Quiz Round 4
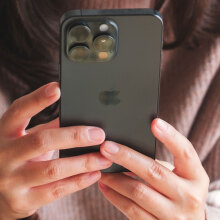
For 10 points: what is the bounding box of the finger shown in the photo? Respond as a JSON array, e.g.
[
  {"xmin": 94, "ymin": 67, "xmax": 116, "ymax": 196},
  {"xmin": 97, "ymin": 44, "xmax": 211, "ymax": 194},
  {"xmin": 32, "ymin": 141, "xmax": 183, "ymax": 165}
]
[
  {"xmin": 156, "ymin": 160, "xmax": 174, "ymax": 171},
  {"xmin": 98, "ymin": 181, "xmax": 156, "ymax": 220},
  {"xmin": 100, "ymin": 141, "xmax": 183, "ymax": 199},
  {"xmin": 26, "ymin": 118, "xmax": 59, "ymax": 134},
  {"xmin": 0, "ymin": 82, "xmax": 60, "ymax": 138},
  {"xmin": 100, "ymin": 173, "xmax": 173, "ymax": 219},
  {"xmin": 25, "ymin": 118, "xmax": 59, "ymax": 162},
  {"xmin": 16, "ymin": 153, "xmax": 112, "ymax": 187},
  {"xmin": 28, "ymin": 171, "xmax": 101, "ymax": 209},
  {"xmin": 9, "ymin": 126, "xmax": 105, "ymax": 163},
  {"xmin": 28, "ymin": 150, "xmax": 55, "ymax": 162},
  {"xmin": 123, "ymin": 172, "xmax": 137, "ymax": 177},
  {"xmin": 151, "ymin": 118, "xmax": 203, "ymax": 179},
  {"xmin": 123, "ymin": 172, "xmax": 141, "ymax": 181}
]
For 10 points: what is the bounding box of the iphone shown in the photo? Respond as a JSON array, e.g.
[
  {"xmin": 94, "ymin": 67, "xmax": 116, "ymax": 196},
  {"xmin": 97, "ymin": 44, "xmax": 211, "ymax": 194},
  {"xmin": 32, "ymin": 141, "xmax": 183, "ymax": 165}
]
[{"xmin": 59, "ymin": 9, "xmax": 163, "ymax": 172}]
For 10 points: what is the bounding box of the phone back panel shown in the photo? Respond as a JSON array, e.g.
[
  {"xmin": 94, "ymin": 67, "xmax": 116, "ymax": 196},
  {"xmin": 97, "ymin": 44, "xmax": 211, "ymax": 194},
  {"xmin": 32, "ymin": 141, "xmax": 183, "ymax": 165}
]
[{"xmin": 60, "ymin": 9, "xmax": 163, "ymax": 172}]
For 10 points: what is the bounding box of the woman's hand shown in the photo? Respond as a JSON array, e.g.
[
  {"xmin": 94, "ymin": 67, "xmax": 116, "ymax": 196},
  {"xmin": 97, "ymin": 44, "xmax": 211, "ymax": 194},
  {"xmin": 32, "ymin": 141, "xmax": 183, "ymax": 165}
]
[
  {"xmin": 98, "ymin": 119, "xmax": 209, "ymax": 220},
  {"xmin": 0, "ymin": 82, "xmax": 112, "ymax": 220}
]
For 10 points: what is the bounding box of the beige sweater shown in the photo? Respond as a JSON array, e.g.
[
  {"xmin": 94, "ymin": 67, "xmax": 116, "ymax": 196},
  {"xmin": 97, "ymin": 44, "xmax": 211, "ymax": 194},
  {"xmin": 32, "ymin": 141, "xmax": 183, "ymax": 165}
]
[{"xmin": 0, "ymin": 22, "xmax": 220, "ymax": 220}]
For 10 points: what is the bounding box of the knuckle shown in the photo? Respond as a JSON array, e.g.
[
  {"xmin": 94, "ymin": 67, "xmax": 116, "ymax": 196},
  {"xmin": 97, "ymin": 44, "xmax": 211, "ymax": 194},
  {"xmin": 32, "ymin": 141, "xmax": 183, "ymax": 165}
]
[
  {"xmin": 8, "ymin": 197, "xmax": 27, "ymax": 213},
  {"xmin": 175, "ymin": 183, "xmax": 185, "ymax": 201},
  {"xmin": 186, "ymin": 192, "xmax": 203, "ymax": 210},
  {"xmin": 148, "ymin": 161, "xmax": 164, "ymax": 180},
  {"xmin": 71, "ymin": 128, "xmax": 82, "ymax": 143},
  {"xmin": 11, "ymin": 98, "xmax": 21, "ymax": 110},
  {"xmin": 122, "ymin": 150, "xmax": 133, "ymax": 164},
  {"xmin": 73, "ymin": 176, "xmax": 84, "ymax": 189},
  {"xmin": 31, "ymin": 93, "xmax": 42, "ymax": 106},
  {"xmin": 182, "ymin": 142, "xmax": 194, "ymax": 160},
  {"xmin": 44, "ymin": 162, "xmax": 61, "ymax": 180},
  {"xmin": 51, "ymin": 182, "xmax": 66, "ymax": 200},
  {"xmin": 9, "ymin": 99, "xmax": 22, "ymax": 118},
  {"xmin": 131, "ymin": 182, "xmax": 146, "ymax": 200},
  {"xmin": 126, "ymin": 203, "xmax": 140, "ymax": 219},
  {"xmin": 30, "ymin": 131, "xmax": 50, "ymax": 151},
  {"xmin": 83, "ymin": 155, "xmax": 94, "ymax": 171}
]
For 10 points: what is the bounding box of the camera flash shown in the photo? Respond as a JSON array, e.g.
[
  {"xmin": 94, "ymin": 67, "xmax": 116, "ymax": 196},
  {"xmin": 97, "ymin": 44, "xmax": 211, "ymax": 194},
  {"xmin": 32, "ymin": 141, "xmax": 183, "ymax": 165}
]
[
  {"xmin": 98, "ymin": 52, "xmax": 108, "ymax": 60},
  {"xmin": 100, "ymin": 24, "xmax": 109, "ymax": 32}
]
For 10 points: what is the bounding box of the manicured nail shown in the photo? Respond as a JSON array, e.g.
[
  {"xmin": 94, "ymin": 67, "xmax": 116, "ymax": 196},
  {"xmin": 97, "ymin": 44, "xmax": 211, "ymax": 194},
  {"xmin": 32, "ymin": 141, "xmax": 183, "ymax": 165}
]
[
  {"xmin": 103, "ymin": 142, "xmax": 119, "ymax": 155},
  {"xmin": 156, "ymin": 118, "xmax": 168, "ymax": 132},
  {"xmin": 99, "ymin": 181, "xmax": 108, "ymax": 190},
  {"xmin": 45, "ymin": 83, "xmax": 60, "ymax": 97},
  {"xmin": 98, "ymin": 157, "xmax": 112, "ymax": 166},
  {"xmin": 88, "ymin": 128, "xmax": 105, "ymax": 142}
]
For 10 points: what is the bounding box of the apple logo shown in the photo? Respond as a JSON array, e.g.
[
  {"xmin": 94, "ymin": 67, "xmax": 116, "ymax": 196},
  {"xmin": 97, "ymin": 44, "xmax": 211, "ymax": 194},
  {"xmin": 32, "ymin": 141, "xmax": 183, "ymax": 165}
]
[{"xmin": 99, "ymin": 90, "xmax": 121, "ymax": 106}]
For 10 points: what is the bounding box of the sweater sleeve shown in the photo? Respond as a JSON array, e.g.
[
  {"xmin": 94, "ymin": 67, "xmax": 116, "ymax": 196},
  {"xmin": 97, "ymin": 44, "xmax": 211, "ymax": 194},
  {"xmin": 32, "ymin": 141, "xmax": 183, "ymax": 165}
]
[
  {"xmin": 203, "ymin": 138, "xmax": 220, "ymax": 220},
  {"xmin": 205, "ymin": 179, "xmax": 220, "ymax": 219},
  {"xmin": 206, "ymin": 205, "xmax": 220, "ymax": 219},
  {"xmin": 188, "ymin": 67, "xmax": 220, "ymax": 219},
  {"xmin": 204, "ymin": 139, "xmax": 220, "ymax": 220}
]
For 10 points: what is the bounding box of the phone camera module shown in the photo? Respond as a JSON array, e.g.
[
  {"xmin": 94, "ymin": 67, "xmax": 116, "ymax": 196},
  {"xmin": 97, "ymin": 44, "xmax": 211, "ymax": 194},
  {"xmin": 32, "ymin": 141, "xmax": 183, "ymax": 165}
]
[
  {"xmin": 99, "ymin": 24, "xmax": 109, "ymax": 32},
  {"xmin": 66, "ymin": 20, "xmax": 118, "ymax": 62},
  {"xmin": 69, "ymin": 45, "xmax": 90, "ymax": 61},
  {"xmin": 93, "ymin": 35, "xmax": 115, "ymax": 52},
  {"xmin": 69, "ymin": 25, "xmax": 91, "ymax": 42}
]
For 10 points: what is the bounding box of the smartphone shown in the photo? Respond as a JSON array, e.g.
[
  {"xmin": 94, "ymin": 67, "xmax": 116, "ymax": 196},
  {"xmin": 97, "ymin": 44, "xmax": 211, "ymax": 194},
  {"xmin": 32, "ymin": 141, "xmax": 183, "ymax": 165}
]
[{"xmin": 59, "ymin": 9, "xmax": 163, "ymax": 172}]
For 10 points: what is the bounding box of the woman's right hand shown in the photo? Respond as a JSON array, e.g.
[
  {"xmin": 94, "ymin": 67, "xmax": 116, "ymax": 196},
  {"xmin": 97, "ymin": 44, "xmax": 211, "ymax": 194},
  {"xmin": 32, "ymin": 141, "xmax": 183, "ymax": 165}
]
[{"xmin": 0, "ymin": 82, "xmax": 112, "ymax": 220}]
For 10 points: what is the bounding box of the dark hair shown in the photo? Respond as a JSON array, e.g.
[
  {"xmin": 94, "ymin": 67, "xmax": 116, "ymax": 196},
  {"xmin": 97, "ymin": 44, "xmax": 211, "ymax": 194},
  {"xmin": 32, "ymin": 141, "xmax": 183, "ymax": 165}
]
[{"xmin": 0, "ymin": 0, "xmax": 219, "ymax": 126}]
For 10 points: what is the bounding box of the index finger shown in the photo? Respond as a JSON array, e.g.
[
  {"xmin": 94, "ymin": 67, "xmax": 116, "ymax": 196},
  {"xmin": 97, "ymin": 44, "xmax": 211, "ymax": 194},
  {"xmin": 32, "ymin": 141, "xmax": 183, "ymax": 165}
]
[
  {"xmin": 8, "ymin": 126, "xmax": 105, "ymax": 163},
  {"xmin": 151, "ymin": 118, "xmax": 203, "ymax": 179},
  {"xmin": 0, "ymin": 82, "xmax": 60, "ymax": 138},
  {"xmin": 100, "ymin": 141, "xmax": 183, "ymax": 199},
  {"xmin": 101, "ymin": 119, "xmax": 203, "ymax": 180}
]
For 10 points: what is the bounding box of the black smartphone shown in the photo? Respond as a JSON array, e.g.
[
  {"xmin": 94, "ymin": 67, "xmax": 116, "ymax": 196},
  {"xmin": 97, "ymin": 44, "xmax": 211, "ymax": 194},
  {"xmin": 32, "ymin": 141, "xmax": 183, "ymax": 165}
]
[{"xmin": 59, "ymin": 9, "xmax": 163, "ymax": 172}]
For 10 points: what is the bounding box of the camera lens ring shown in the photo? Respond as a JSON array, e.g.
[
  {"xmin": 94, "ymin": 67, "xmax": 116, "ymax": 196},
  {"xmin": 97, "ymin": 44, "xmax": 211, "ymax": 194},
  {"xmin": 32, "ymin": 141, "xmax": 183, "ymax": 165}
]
[
  {"xmin": 68, "ymin": 44, "xmax": 90, "ymax": 61},
  {"xmin": 69, "ymin": 25, "xmax": 91, "ymax": 43},
  {"xmin": 93, "ymin": 35, "xmax": 115, "ymax": 52}
]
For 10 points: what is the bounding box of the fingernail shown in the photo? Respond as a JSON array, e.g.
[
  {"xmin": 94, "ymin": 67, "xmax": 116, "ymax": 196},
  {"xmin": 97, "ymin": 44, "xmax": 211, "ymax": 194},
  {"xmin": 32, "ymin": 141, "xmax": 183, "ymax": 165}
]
[
  {"xmin": 99, "ymin": 181, "xmax": 108, "ymax": 190},
  {"xmin": 45, "ymin": 83, "xmax": 60, "ymax": 97},
  {"xmin": 156, "ymin": 119, "xmax": 168, "ymax": 132},
  {"xmin": 98, "ymin": 157, "xmax": 112, "ymax": 166},
  {"xmin": 88, "ymin": 128, "xmax": 105, "ymax": 142},
  {"xmin": 103, "ymin": 142, "xmax": 119, "ymax": 155}
]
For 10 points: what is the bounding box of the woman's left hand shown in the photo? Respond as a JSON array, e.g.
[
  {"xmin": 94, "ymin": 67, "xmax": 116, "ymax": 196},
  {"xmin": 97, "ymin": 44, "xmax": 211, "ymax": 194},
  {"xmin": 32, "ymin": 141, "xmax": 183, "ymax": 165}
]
[{"xmin": 98, "ymin": 118, "xmax": 209, "ymax": 220}]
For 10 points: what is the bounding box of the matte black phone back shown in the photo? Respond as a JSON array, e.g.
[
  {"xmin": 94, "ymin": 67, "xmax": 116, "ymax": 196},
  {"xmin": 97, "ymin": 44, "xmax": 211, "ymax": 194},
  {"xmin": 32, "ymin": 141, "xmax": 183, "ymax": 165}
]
[{"xmin": 59, "ymin": 9, "xmax": 163, "ymax": 172}]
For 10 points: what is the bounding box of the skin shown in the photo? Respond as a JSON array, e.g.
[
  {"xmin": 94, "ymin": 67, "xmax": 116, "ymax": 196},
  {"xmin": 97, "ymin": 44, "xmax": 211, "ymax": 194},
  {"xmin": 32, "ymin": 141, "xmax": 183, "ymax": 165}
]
[
  {"xmin": 0, "ymin": 82, "xmax": 113, "ymax": 219},
  {"xmin": 98, "ymin": 119, "xmax": 210, "ymax": 220},
  {"xmin": 0, "ymin": 82, "xmax": 210, "ymax": 219},
  {"xmin": 0, "ymin": 82, "xmax": 210, "ymax": 220}
]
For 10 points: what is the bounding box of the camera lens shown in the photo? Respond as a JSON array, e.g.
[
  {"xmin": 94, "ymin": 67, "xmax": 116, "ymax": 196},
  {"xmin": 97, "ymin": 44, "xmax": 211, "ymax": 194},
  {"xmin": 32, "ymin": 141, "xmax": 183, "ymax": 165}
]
[
  {"xmin": 69, "ymin": 25, "xmax": 91, "ymax": 42},
  {"xmin": 93, "ymin": 35, "xmax": 115, "ymax": 52},
  {"xmin": 69, "ymin": 45, "xmax": 90, "ymax": 61}
]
